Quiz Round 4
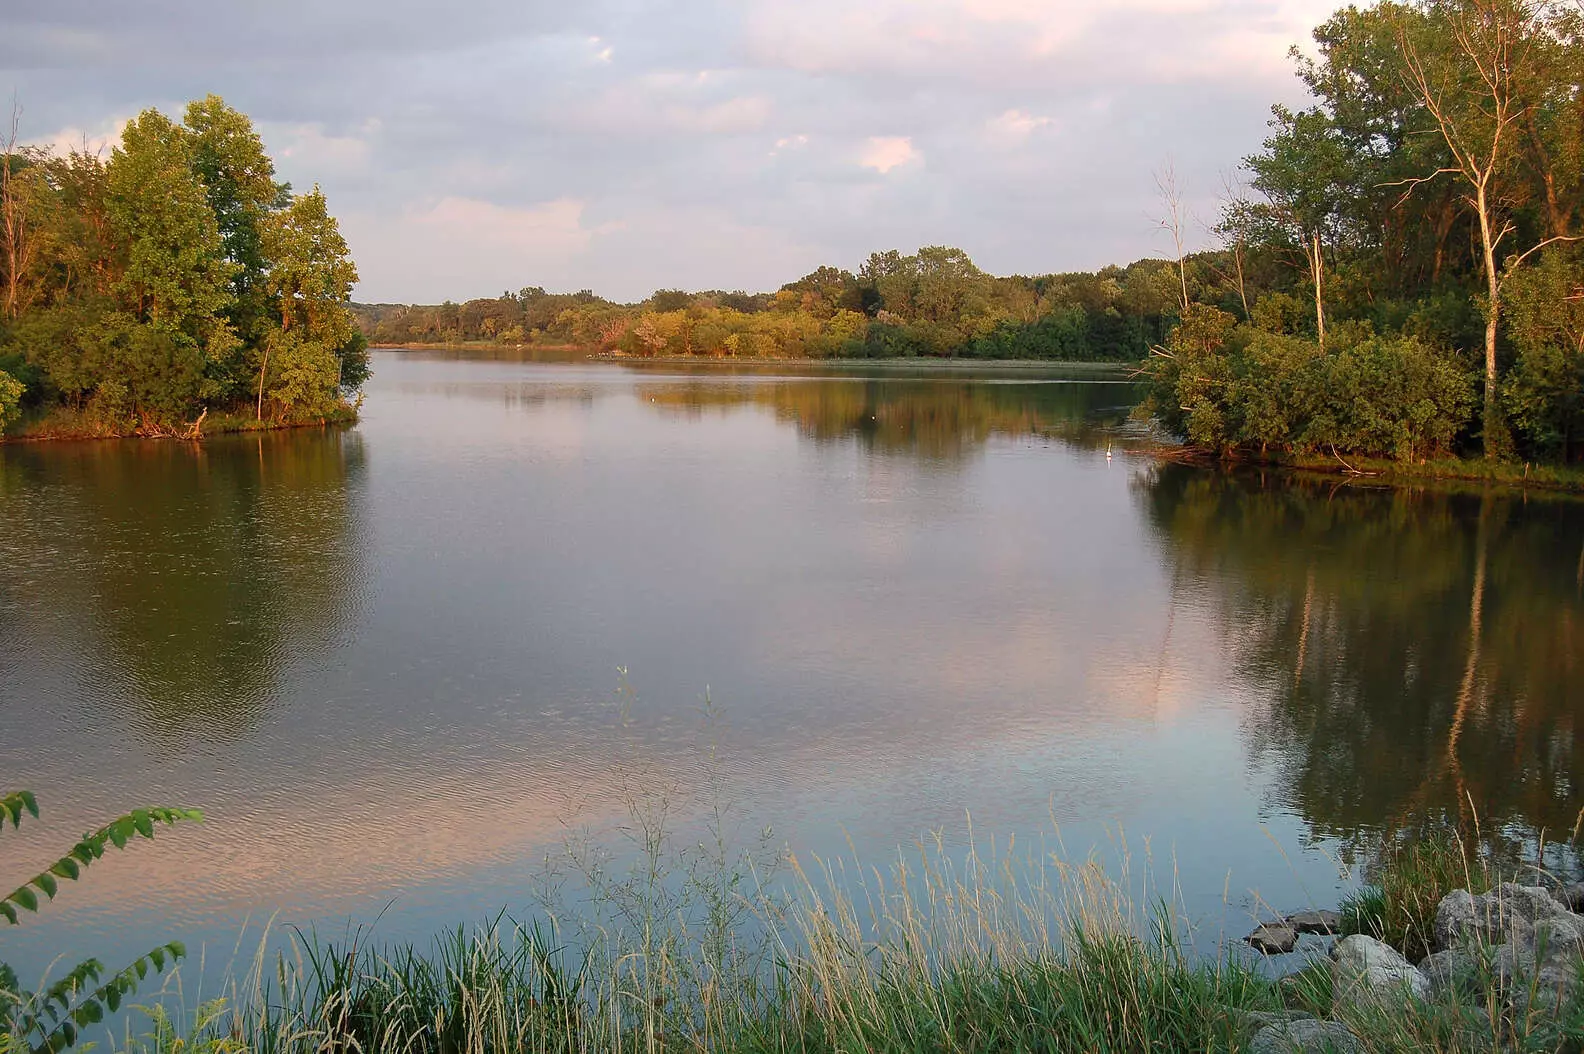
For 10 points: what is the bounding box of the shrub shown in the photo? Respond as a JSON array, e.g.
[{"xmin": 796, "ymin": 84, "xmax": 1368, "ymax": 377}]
[{"xmin": 0, "ymin": 370, "xmax": 22, "ymax": 433}]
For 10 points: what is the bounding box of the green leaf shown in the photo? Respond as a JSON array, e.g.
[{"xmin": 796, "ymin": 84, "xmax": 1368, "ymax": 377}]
[
  {"xmin": 49, "ymin": 859, "xmax": 80, "ymax": 881},
  {"xmin": 33, "ymin": 873, "xmax": 57, "ymax": 900},
  {"xmin": 12, "ymin": 887, "xmax": 38, "ymax": 913}
]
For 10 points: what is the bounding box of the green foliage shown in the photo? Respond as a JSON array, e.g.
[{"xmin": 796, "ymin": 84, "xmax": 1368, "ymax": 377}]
[
  {"xmin": 355, "ymin": 252, "xmax": 1186, "ymax": 363},
  {"xmin": 1139, "ymin": 0, "xmax": 1584, "ymax": 466},
  {"xmin": 1340, "ymin": 831, "xmax": 1490, "ymax": 962},
  {"xmin": 0, "ymin": 369, "xmax": 22, "ymax": 432},
  {"xmin": 1504, "ymin": 249, "xmax": 1584, "ymax": 460},
  {"xmin": 1, "ymin": 790, "xmax": 201, "ymax": 1052},
  {"xmin": 0, "ymin": 97, "xmax": 366, "ymax": 436}
]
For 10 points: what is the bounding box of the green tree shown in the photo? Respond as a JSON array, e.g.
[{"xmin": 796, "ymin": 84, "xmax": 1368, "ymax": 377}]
[
  {"xmin": 257, "ymin": 186, "xmax": 360, "ymax": 419},
  {"xmin": 184, "ymin": 95, "xmax": 286, "ymax": 378},
  {"xmin": 105, "ymin": 109, "xmax": 238, "ymax": 416}
]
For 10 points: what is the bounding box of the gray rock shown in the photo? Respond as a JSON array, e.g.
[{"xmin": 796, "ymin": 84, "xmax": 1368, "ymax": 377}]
[
  {"xmin": 1332, "ymin": 934, "xmax": 1429, "ymax": 1012},
  {"xmin": 1248, "ymin": 922, "xmax": 1300, "ymax": 954},
  {"xmin": 1248, "ymin": 1019, "xmax": 1364, "ymax": 1054},
  {"xmin": 1419, "ymin": 947, "xmax": 1480, "ymax": 999},
  {"xmin": 1435, "ymin": 888, "xmax": 1537, "ymax": 951},
  {"xmin": 1235, "ymin": 1008, "xmax": 1314, "ymax": 1039},
  {"xmin": 1286, "ymin": 909, "xmax": 1342, "ymax": 935},
  {"xmin": 1494, "ymin": 943, "xmax": 1538, "ymax": 990},
  {"xmin": 1534, "ymin": 914, "xmax": 1584, "ymax": 963},
  {"xmin": 1498, "ymin": 883, "xmax": 1572, "ymax": 923},
  {"xmin": 1557, "ymin": 882, "xmax": 1584, "ymax": 913}
]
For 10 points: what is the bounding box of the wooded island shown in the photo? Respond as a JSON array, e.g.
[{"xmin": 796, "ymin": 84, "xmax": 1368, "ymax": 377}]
[{"xmin": 0, "ymin": 96, "xmax": 366, "ymax": 439}]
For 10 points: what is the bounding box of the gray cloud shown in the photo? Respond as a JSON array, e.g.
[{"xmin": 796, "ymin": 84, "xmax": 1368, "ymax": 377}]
[{"xmin": 3, "ymin": 0, "xmax": 1337, "ymax": 302}]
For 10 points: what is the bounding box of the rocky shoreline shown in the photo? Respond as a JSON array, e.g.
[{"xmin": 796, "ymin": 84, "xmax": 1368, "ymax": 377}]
[{"xmin": 1240, "ymin": 883, "xmax": 1584, "ymax": 1052}]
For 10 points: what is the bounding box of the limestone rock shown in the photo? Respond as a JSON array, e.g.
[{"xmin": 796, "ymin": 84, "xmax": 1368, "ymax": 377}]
[
  {"xmin": 1248, "ymin": 1018, "xmax": 1364, "ymax": 1054},
  {"xmin": 1332, "ymin": 934, "xmax": 1429, "ymax": 1011},
  {"xmin": 1248, "ymin": 922, "xmax": 1299, "ymax": 954},
  {"xmin": 1286, "ymin": 909, "xmax": 1342, "ymax": 935}
]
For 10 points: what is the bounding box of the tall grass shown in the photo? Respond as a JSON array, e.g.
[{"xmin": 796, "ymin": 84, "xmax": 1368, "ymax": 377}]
[{"xmin": 152, "ymin": 831, "xmax": 1277, "ymax": 1054}]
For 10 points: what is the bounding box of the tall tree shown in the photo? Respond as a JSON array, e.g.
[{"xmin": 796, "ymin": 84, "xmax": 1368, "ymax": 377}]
[
  {"xmin": 1395, "ymin": 0, "xmax": 1580, "ymax": 456},
  {"xmin": 257, "ymin": 186, "xmax": 360, "ymax": 418},
  {"xmin": 184, "ymin": 95, "xmax": 285, "ymax": 366},
  {"xmin": 105, "ymin": 108, "xmax": 238, "ymax": 414}
]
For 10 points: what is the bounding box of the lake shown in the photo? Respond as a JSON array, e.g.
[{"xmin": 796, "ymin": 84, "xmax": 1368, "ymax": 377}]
[{"xmin": 2, "ymin": 350, "xmax": 1581, "ymax": 986}]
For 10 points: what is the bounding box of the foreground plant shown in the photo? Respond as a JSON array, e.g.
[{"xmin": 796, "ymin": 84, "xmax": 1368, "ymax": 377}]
[{"xmin": 1, "ymin": 790, "xmax": 201, "ymax": 1052}]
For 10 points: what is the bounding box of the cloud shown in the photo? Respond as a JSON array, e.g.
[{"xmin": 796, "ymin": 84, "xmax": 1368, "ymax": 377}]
[
  {"xmin": 985, "ymin": 108, "xmax": 1055, "ymax": 144},
  {"xmin": 859, "ymin": 136, "xmax": 919, "ymax": 174},
  {"xmin": 0, "ymin": 0, "xmax": 1344, "ymax": 301}
]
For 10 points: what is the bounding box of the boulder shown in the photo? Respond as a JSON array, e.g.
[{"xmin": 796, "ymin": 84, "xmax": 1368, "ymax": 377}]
[
  {"xmin": 1419, "ymin": 947, "xmax": 1479, "ymax": 1000},
  {"xmin": 1332, "ymin": 934, "xmax": 1429, "ymax": 1012},
  {"xmin": 1248, "ymin": 922, "xmax": 1300, "ymax": 955},
  {"xmin": 1556, "ymin": 882, "xmax": 1584, "ymax": 913},
  {"xmin": 1286, "ymin": 909, "xmax": 1342, "ymax": 935},
  {"xmin": 1434, "ymin": 887, "xmax": 1545, "ymax": 951},
  {"xmin": 1248, "ymin": 1019, "xmax": 1364, "ymax": 1054}
]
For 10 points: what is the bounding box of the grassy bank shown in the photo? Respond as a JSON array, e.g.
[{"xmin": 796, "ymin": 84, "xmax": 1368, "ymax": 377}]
[
  {"xmin": 21, "ymin": 823, "xmax": 1574, "ymax": 1054},
  {"xmin": 1, "ymin": 404, "xmax": 360, "ymax": 444}
]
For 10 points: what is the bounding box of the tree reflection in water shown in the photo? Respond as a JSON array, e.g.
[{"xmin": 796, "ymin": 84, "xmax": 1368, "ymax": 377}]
[{"xmin": 1136, "ymin": 463, "xmax": 1584, "ymax": 855}]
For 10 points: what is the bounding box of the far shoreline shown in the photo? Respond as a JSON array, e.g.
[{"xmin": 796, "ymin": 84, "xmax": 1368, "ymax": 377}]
[{"xmin": 372, "ymin": 342, "xmax": 1141, "ymax": 374}]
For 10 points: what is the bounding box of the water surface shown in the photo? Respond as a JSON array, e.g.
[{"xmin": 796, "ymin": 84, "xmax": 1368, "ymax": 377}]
[{"xmin": 2, "ymin": 352, "xmax": 1580, "ymax": 981}]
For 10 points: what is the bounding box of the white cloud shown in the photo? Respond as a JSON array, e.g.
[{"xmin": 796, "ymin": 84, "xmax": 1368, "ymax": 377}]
[
  {"xmin": 4, "ymin": 0, "xmax": 1350, "ymax": 300},
  {"xmin": 859, "ymin": 136, "xmax": 919, "ymax": 174},
  {"xmin": 985, "ymin": 108, "xmax": 1054, "ymax": 143}
]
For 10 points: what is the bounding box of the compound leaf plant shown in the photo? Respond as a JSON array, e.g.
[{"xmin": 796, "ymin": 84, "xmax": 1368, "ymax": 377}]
[{"xmin": 1, "ymin": 790, "xmax": 201, "ymax": 1053}]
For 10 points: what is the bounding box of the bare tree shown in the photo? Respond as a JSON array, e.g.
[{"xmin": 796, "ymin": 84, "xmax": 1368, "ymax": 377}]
[
  {"xmin": 1154, "ymin": 164, "xmax": 1192, "ymax": 314},
  {"xmin": 1395, "ymin": 0, "xmax": 1581, "ymax": 456},
  {"xmin": 0, "ymin": 100, "xmax": 44, "ymax": 321},
  {"xmin": 1211, "ymin": 171, "xmax": 1254, "ymax": 321}
]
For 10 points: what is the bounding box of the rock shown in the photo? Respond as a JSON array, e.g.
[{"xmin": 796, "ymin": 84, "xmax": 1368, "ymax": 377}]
[
  {"xmin": 1493, "ymin": 943, "xmax": 1538, "ymax": 990},
  {"xmin": 1248, "ymin": 922, "xmax": 1300, "ymax": 954},
  {"xmin": 1498, "ymin": 883, "xmax": 1572, "ymax": 922},
  {"xmin": 1435, "ymin": 888, "xmax": 1538, "ymax": 951},
  {"xmin": 1248, "ymin": 1019, "xmax": 1364, "ymax": 1054},
  {"xmin": 1234, "ymin": 1008, "xmax": 1314, "ymax": 1040},
  {"xmin": 1419, "ymin": 948, "xmax": 1479, "ymax": 1000},
  {"xmin": 1332, "ymin": 934, "xmax": 1429, "ymax": 1012},
  {"xmin": 1534, "ymin": 914, "xmax": 1584, "ymax": 963},
  {"xmin": 1557, "ymin": 882, "xmax": 1584, "ymax": 913},
  {"xmin": 1286, "ymin": 909, "xmax": 1342, "ymax": 935}
]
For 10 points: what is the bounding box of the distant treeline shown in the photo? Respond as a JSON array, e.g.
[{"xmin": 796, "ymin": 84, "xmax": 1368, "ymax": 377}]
[
  {"xmin": 1142, "ymin": 0, "xmax": 1584, "ymax": 465},
  {"xmin": 0, "ymin": 95, "xmax": 366, "ymax": 438},
  {"xmin": 353, "ymin": 249, "xmax": 1188, "ymax": 363}
]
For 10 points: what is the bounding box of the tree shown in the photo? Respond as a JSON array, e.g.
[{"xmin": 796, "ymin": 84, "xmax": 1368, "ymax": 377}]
[
  {"xmin": 1, "ymin": 107, "xmax": 46, "ymax": 322},
  {"xmin": 1243, "ymin": 106, "xmax": 1351, "ymax": 347},
  {"xmin": 257, "ymin": 186, "xmax": 359, "ymax": 418},
  {"xmin": 184, "ymin": 95, "xmax": 286, "ymax": 367},
  {"xmin": 105, "ymin": 109, "xmax": 239, "ymax": 415},
  {"xmin": 1395, "ymin": 0, "xmax": 1580, "ymax": 457}
]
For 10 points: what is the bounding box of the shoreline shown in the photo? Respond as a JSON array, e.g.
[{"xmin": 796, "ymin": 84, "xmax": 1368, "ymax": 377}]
[
  {"xmin": 1141, "ymin": 442, "xmax": 1584, "ymax": 495},
  {"xmin": 372, "ymin": 343, "xmax": 1141, "ymax": 373},
  {"xmin": 1, "ymin": 408, "xmax": 359, "ymax": 446}
]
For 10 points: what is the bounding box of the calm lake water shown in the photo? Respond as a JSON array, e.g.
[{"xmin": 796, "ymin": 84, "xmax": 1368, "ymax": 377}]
[{"xmin": 2, "ymin": 350, "xmax": 1582, "ymax": 984}]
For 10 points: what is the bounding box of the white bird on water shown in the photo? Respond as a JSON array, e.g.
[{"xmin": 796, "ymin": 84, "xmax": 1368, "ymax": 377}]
[{"xmin": 1105, "ymin": 442, "xmax": 1113, "ymax": 462}]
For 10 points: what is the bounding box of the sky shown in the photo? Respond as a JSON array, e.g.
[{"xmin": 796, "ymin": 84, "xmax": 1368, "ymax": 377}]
[{"xmin": 3, "ymin": 0, "xmax": 1340, "ymax": 304}]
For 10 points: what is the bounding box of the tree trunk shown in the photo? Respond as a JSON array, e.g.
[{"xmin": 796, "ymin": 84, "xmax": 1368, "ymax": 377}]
[
  {"xmin": 1310, "ymin": 231, "xmax": 1326, "ymax": 350},
  {"xmin": 1475, "ymin": 184, "xmax": 1504, "ymax": 458}
]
